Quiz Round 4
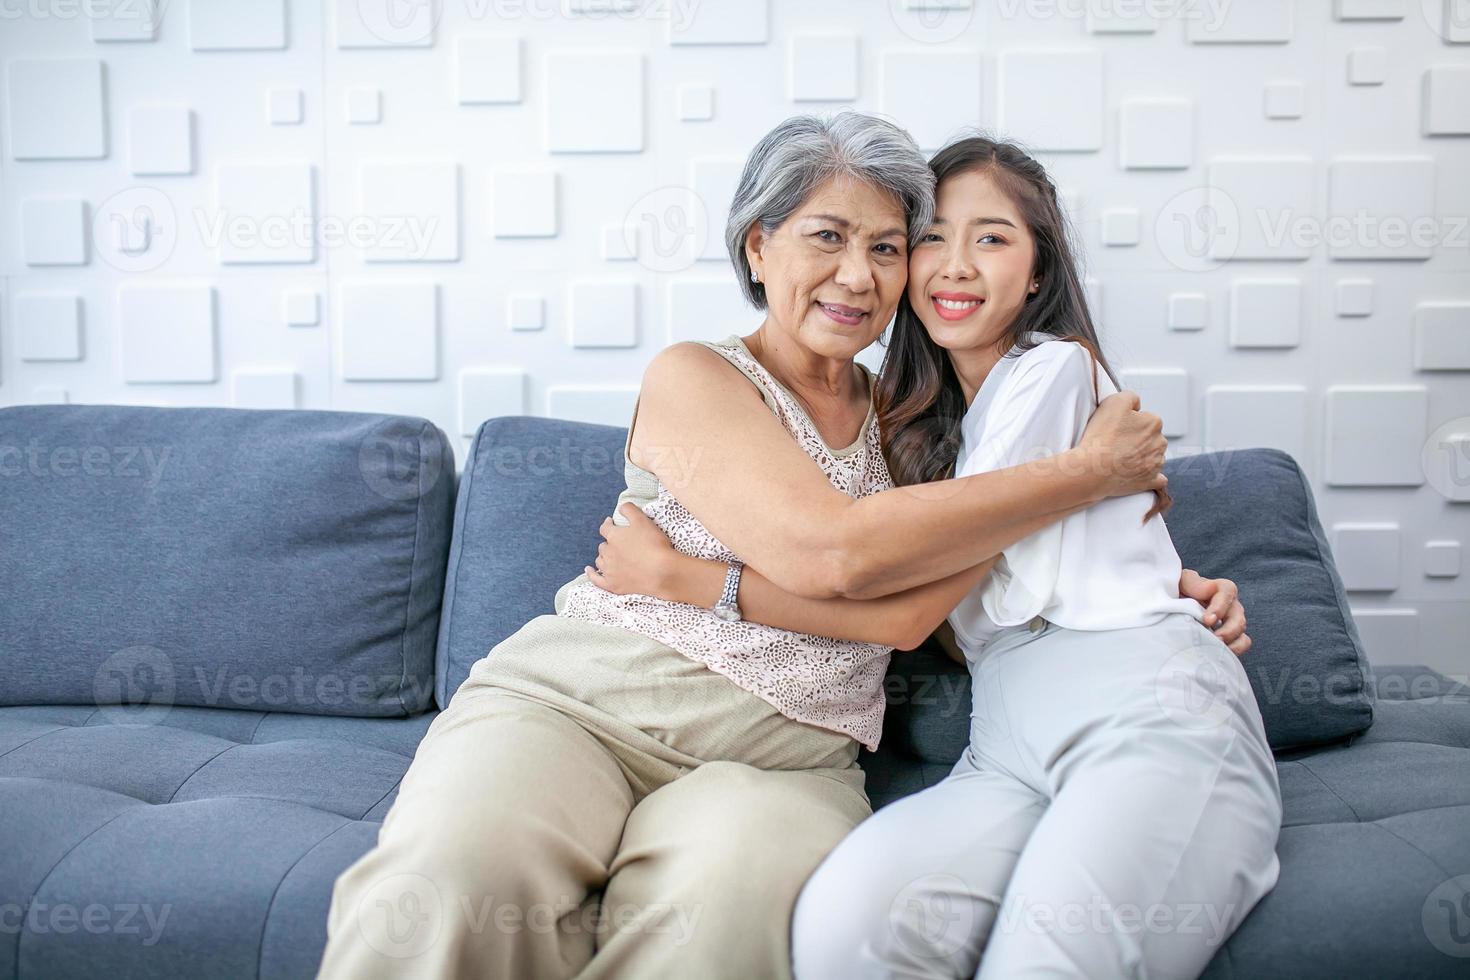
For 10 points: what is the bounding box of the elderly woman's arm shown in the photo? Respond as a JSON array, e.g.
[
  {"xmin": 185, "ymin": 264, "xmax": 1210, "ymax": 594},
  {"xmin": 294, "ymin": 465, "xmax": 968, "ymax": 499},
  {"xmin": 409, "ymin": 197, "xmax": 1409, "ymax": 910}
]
[
  {"xmin": 591, "ymin": 503, "xmax": 1252, "ymax": 654},
  {"xmin": 631, "ymin": 343, "xmax": 1165, "ymax": 601}
]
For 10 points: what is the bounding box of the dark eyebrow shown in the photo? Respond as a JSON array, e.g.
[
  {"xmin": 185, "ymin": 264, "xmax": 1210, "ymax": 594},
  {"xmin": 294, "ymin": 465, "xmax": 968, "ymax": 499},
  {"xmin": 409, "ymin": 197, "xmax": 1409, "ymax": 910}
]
[
  {"xmin": 806, "ymin": 213, "xmax": 907, "ymax": 240},
  {"xmin": 931, "ymin": 216, "xmax": 1019, "ymax": 229}
]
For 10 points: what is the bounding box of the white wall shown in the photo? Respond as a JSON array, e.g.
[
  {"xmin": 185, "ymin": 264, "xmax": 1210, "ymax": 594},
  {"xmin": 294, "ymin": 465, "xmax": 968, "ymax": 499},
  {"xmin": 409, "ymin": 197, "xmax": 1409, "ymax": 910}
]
[{"xmin": 2, "ymin": 0, "xmax": 1468, "ymax": 673}]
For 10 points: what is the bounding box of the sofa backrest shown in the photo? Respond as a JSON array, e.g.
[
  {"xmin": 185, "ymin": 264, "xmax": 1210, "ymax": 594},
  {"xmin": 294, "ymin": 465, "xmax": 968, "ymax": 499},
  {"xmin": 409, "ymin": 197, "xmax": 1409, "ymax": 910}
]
[
  {"xmin": 442, "ymin": 418, "xmax": 1374, "ymax": 752},
  {"xmin": 436, "ymin": 416, "xmax": 628, "ymax": 707},
  {"xmin": 1162, "ymin": 447, "xmax": 1374, "ymax": 749},
  {"xmin": 0, "ymin": 405, "xmax": 453, "ymax": 717}
]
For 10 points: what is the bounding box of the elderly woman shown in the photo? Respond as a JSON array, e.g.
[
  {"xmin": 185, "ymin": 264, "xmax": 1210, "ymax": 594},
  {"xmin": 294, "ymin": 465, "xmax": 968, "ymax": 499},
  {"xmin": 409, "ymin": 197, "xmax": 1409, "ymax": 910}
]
[{"xmin": 315, "ymin": 113, "xmax": 1183, "ymax": 980}]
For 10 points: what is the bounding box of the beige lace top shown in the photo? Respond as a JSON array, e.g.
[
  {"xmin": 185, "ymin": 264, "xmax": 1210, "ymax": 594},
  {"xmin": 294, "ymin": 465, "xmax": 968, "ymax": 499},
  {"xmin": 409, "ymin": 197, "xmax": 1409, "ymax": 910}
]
[{"xmin": 555, "ymin": 334, "xmax": 896, "ymax": 751}]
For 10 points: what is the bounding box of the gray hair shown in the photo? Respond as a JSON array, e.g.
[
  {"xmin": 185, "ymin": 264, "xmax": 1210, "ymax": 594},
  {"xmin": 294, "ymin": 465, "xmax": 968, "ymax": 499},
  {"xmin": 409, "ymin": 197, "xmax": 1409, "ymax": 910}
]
[{"xmin": 725, "ymin": 112, "xmax": 935, "ymax": 309}]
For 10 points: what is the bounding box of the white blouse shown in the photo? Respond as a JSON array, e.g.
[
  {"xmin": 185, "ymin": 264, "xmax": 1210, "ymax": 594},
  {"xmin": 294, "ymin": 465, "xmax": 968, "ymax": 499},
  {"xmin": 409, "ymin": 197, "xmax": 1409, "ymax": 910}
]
[{"xmin": 947, "ymin": 332, "xmax": 1206, "ymax": 657}]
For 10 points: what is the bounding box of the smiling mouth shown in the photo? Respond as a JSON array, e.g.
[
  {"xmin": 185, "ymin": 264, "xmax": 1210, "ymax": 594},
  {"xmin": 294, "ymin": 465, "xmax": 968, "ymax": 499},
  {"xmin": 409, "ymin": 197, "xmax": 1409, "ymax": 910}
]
[
  {"xmin": 816, "ymin": 301, "xmax": 869, "ymax": 323},
  {"xmin": 930, "ymin": 294, "xmax": 985, "ymax": 321}
]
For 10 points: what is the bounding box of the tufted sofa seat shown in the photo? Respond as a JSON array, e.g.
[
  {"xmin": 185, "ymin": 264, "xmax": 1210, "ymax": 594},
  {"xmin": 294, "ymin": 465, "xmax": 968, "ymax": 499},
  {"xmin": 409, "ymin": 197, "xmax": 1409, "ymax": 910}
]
[{"xmin": 0, "ymin": 705, "xmax": 438, "ymax": 977}]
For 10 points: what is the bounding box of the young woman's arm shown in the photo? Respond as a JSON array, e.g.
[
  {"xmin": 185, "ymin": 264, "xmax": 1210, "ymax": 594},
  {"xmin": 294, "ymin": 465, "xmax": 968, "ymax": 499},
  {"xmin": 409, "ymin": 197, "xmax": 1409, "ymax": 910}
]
[
  {"xmin": 588, "ymin": 501, "xmax": 1251, "ymax": 652},
  {"xmin": 630, "ymin": 343, "xmax": 1167, "ymax": 602},
  {"xmin": 586, "ymin": 500, "xmax": 1076, "ymax": 649}
]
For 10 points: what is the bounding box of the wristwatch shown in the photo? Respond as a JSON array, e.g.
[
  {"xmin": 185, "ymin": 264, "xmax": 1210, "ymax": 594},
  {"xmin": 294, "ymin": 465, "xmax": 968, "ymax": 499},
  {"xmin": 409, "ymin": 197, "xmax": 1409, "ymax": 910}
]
[{"xmin": 712, "ymin": 560, "xmax": 744, "ymax": 622}]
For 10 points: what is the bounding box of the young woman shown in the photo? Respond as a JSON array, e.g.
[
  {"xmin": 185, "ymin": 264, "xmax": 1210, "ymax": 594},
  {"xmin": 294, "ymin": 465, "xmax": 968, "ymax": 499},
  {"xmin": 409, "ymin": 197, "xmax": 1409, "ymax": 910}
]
[{"xmin": 586, "ymin": 134, "xmax": 1278, "ymax": 979}]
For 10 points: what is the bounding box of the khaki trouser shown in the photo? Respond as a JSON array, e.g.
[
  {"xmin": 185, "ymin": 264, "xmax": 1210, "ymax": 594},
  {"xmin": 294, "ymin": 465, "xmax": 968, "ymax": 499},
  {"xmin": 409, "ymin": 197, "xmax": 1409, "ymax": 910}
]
[{"xmin": 316, "ymin": 614, "xmax": 872, "ymax": 980}]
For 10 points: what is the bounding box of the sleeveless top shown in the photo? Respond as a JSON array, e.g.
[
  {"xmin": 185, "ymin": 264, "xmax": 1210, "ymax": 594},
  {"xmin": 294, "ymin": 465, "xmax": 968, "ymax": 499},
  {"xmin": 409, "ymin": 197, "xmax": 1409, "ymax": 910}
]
[{"xmin": 555, "ymin": 334, "xmax": 896, "ymax": 751}]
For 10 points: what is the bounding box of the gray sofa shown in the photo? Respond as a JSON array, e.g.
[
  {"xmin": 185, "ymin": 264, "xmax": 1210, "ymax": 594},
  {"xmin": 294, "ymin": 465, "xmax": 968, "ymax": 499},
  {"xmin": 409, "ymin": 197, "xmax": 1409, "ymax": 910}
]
[{"xmin": 1, "ymin": 405, "xmax": 1466, "ymax": 979}]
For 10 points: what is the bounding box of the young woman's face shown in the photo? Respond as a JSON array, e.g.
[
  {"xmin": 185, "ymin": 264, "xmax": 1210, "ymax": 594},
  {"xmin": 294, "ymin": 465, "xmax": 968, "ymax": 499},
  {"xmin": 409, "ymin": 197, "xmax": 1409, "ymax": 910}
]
[
  {"xmin": 906, "ymin": 168, "xmax": 1038, "ymax": 356},
  {"xmin": 747, "ymin": 175, "xmax": 910, "ymax": 361}
]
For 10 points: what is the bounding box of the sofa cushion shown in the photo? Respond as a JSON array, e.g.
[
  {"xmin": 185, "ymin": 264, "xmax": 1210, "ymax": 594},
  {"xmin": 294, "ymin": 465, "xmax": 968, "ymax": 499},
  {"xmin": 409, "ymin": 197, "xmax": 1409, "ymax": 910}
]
[
  {"xmin": 1161, "ymin": 448, "xmax": 1374, "ymax": 749},
  {"xmin": 0, "ymin": 704, "xmax": 436, "ymax": 978},
  {"xmin": 0, "ymin": 406, "xmax": 454, "ymax": 716},
  {"xmin": 436, "ymin": 416, "xmax": 628, "ymax": 708}
]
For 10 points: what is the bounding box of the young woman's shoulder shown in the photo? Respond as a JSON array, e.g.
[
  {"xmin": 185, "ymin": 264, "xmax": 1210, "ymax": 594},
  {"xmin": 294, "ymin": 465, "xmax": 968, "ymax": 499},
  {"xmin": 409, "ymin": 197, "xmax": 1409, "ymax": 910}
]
[{"xmin": 1007, "ymin": 335, "xmax": 1093, "ymax": 388}]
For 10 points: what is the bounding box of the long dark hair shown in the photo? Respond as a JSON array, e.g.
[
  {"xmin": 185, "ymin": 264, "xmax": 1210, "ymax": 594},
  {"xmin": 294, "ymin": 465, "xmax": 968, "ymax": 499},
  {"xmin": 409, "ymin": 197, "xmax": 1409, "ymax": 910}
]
[{"xmin": 875, "ymin": 133, "xmax": 1170, "ymax": 522}]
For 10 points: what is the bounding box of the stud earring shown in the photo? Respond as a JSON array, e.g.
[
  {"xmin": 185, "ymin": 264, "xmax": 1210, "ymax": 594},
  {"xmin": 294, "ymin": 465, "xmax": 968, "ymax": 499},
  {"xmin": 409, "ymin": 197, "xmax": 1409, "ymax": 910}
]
[{"xmin": 751, "ymin": 269, "xmax": 761, "ymax": 284}]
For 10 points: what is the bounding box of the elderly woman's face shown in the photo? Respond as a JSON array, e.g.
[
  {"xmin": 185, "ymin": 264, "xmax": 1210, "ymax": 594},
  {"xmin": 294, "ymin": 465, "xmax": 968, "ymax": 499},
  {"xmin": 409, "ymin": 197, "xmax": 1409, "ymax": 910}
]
[{"xmin": 747, "ymin": 176, "xmax": 909, "ymax": 359}]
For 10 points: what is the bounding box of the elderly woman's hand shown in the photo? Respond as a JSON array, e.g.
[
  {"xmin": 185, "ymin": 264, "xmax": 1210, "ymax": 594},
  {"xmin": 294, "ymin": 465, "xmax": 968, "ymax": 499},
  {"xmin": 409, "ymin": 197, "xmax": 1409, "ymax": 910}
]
[
  {"xmin": 586, "ymin": 502, "xmax": 683, "ymax": 598},
  {"xmin": 1076, "ymin": 391, "xmax": 1169, "ymax": 498},
  {"xmin": 1179, "ymin": 568, "xmax": 1251, "ymax": 657}
]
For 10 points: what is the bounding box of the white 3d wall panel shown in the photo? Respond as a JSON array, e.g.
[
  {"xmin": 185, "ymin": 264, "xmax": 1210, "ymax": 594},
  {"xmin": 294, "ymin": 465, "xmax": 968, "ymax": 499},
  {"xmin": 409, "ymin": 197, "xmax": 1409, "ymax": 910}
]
[{"xmin": 2, "ymin": 0, "xmax": 1468, "ymax": 672}]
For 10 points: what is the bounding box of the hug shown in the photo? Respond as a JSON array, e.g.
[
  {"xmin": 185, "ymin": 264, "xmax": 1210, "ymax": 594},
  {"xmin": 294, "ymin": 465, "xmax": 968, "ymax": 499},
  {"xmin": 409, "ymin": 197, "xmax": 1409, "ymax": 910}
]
[{"xmin": 316, "ymin": 111, "xmax": 1280, "ymax": 980}]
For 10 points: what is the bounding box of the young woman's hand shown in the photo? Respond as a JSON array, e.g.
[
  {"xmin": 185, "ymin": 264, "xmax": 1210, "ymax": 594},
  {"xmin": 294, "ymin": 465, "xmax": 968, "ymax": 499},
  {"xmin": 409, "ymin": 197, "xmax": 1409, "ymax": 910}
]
[
  {"xmin": 586, "ymin": 502, "xmax": 682, "ymax": 598},
  {"xmin": 1075, "ymin": 391, "xmax": 1168, "ymax": 498},
  {"xmin": 1179, "ymin": 568, "xmax": 1251, "ymax": 657}
]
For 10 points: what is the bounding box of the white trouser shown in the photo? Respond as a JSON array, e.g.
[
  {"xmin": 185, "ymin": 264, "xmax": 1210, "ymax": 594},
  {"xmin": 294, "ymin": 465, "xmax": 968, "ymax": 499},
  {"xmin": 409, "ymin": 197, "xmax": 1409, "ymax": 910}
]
[{"xmin": 793, "ymin": 612, "xmax": 1283, "ymax": 980}]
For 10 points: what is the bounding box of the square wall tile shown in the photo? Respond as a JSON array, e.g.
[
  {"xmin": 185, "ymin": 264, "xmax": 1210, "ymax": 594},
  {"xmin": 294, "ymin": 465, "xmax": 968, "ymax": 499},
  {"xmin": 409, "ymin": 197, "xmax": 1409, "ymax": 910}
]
[
  {"xmin": 569, "ymin": 281, "xmax": 638, "ymax": 348},
  {"xmin": 1119, "ymin": 368, "xmax": 1189, "ymax": 437},
  {"xmin": 127, "ymin": 104, "xmax": 193, "ymax": 175},
  {"xmin": 214, "ymin": 163, "xmax": 316, "ymax": 264},
  {"xmin": 22, "ymin": 197, "xmax": 88, "ymax": 266},
  {"xmin": 456, "ymin": 36, "xmax": 521, "ymax": 104},
  {"xmin": 1207, "ymin": 157, "xmax": 1315, "ymax": 259},
  {"xmin": 1187, "ymin": 5, "xmax": 1292, "ymax": 42},
  {"xmin": 118, "ymin": 283, "xmax": 217, "ymax": 383},
  {"xmin": 6, "ymin": 59, "xmax": 107, "ymax": 160},
  {"xmin": 491, "ymin": 171, "xmax": 558, "ymax": 238},
  {"xmin": 1332, "ymin": 523, "xmax": 1401, "ymax": 591},
  {"xmin": 1335, "ymin": 0, "xmax": 1406, "ymax": 18},
  {"xmin": 334, "ymin": 0, "xmax": 434, "ymax": 47},
  {"xmin": 1350, "ymin": 608, "xmax": 1419, "ymax": 665},
  {"xmin": 1101, "ymin": 208, "xmax": 1140, "ymax": 246},
  {"xmin": 339, "ymin": 281, "xmax": 438, "ymax": 381},
  {"xmin": 1168, "ymin": 292, "xmax": 1208, "ymax": 330},
  {"xmin": 546, "ymin": 385, "xmax": 639, "ymax": 425},
  {"xmin": 1264, "ymin": 81, "xmax": 1305, "ymax": 119},
  {"xmin": 91, "ymin": 0, "xmax": 162, "ymax": 40},
  {"xmin": 668, "ymin": 0, "xmax": 768, "ymax": 44},
  {"xmin": 1229, "ymin": 279, "xmax": 1302, "ymax": 348},
  {"xmin": 689, "ymin": 157, "xmax": 742, "ymax": 261},
  {"xmin": 283, "ymin": 290, "xmax": 320, "ymax": 326},
  {"xmin": 189, "ymin": 0, "xmax": 286, "ymax": 50},
  {"xmin": 459, "ymin": 369, "xmax": 527, "ymax": 435},
  {"xmin": 1119, "ymin": 99, "xmax": 1192, "ymax": 169},
  {"xmin": 1325, "ymin": 385, "xmax": 1427, "ymax": 486},
  {"xmin": 1203, "ymin": 386, "xmax": 1310, "ymax": 466},
  {"xmin": 1413, "ymin": 303, "xmax": 1470, "ymax": 370},
  {"xmin": 881, "ymin": 50, "xmax": 981, "ymax": 151},
  {"xmin": 545, "ymin": 51, "xmax": 643, "ymax": 153},
  {"xmin": 1423, "ymin": 66, "xmax": 1470, "ymax": 135},
  {"xmin": 1424, "ymin": 541, "xmax": 1461, "ymax": 578},
  {"xmin": 15, "ymin": 293, "xmax": 83, "ymax": 361},
  {"xmin": 998, "ymin": 49, "xmax": 1103, "ymax": 151},
  {"xmin": 667, "ymin": 277, "xmax": 747, "ymax": 343},
  {"xmin": 1327, "ymin": 157, "xmax": 1435, "ymax": 259},
  {"xmin": 1087, "ymin": 0, "xmax": 1156, "ymax": 32},
  {"xmin": 789, "ymin": 35, "xmax": 859, "ymax": 101},
  {"xmin": 1348, "ymin": 47, "xmax": 1388, "ymax": 85},
  {"xmin": 507, "ymin": 292, "xmax": 545, "ymax": 331},
  {"xmin": 358, "ymin": 161, "xmax": 459, "ymax": 261},
  {"xmin": 677, "ymin": 83, "xmax": 714, "ymax": 121},
  {"xmin": 1335, "ymin": 279, "xmax": 1374, "ymax": 317}
]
